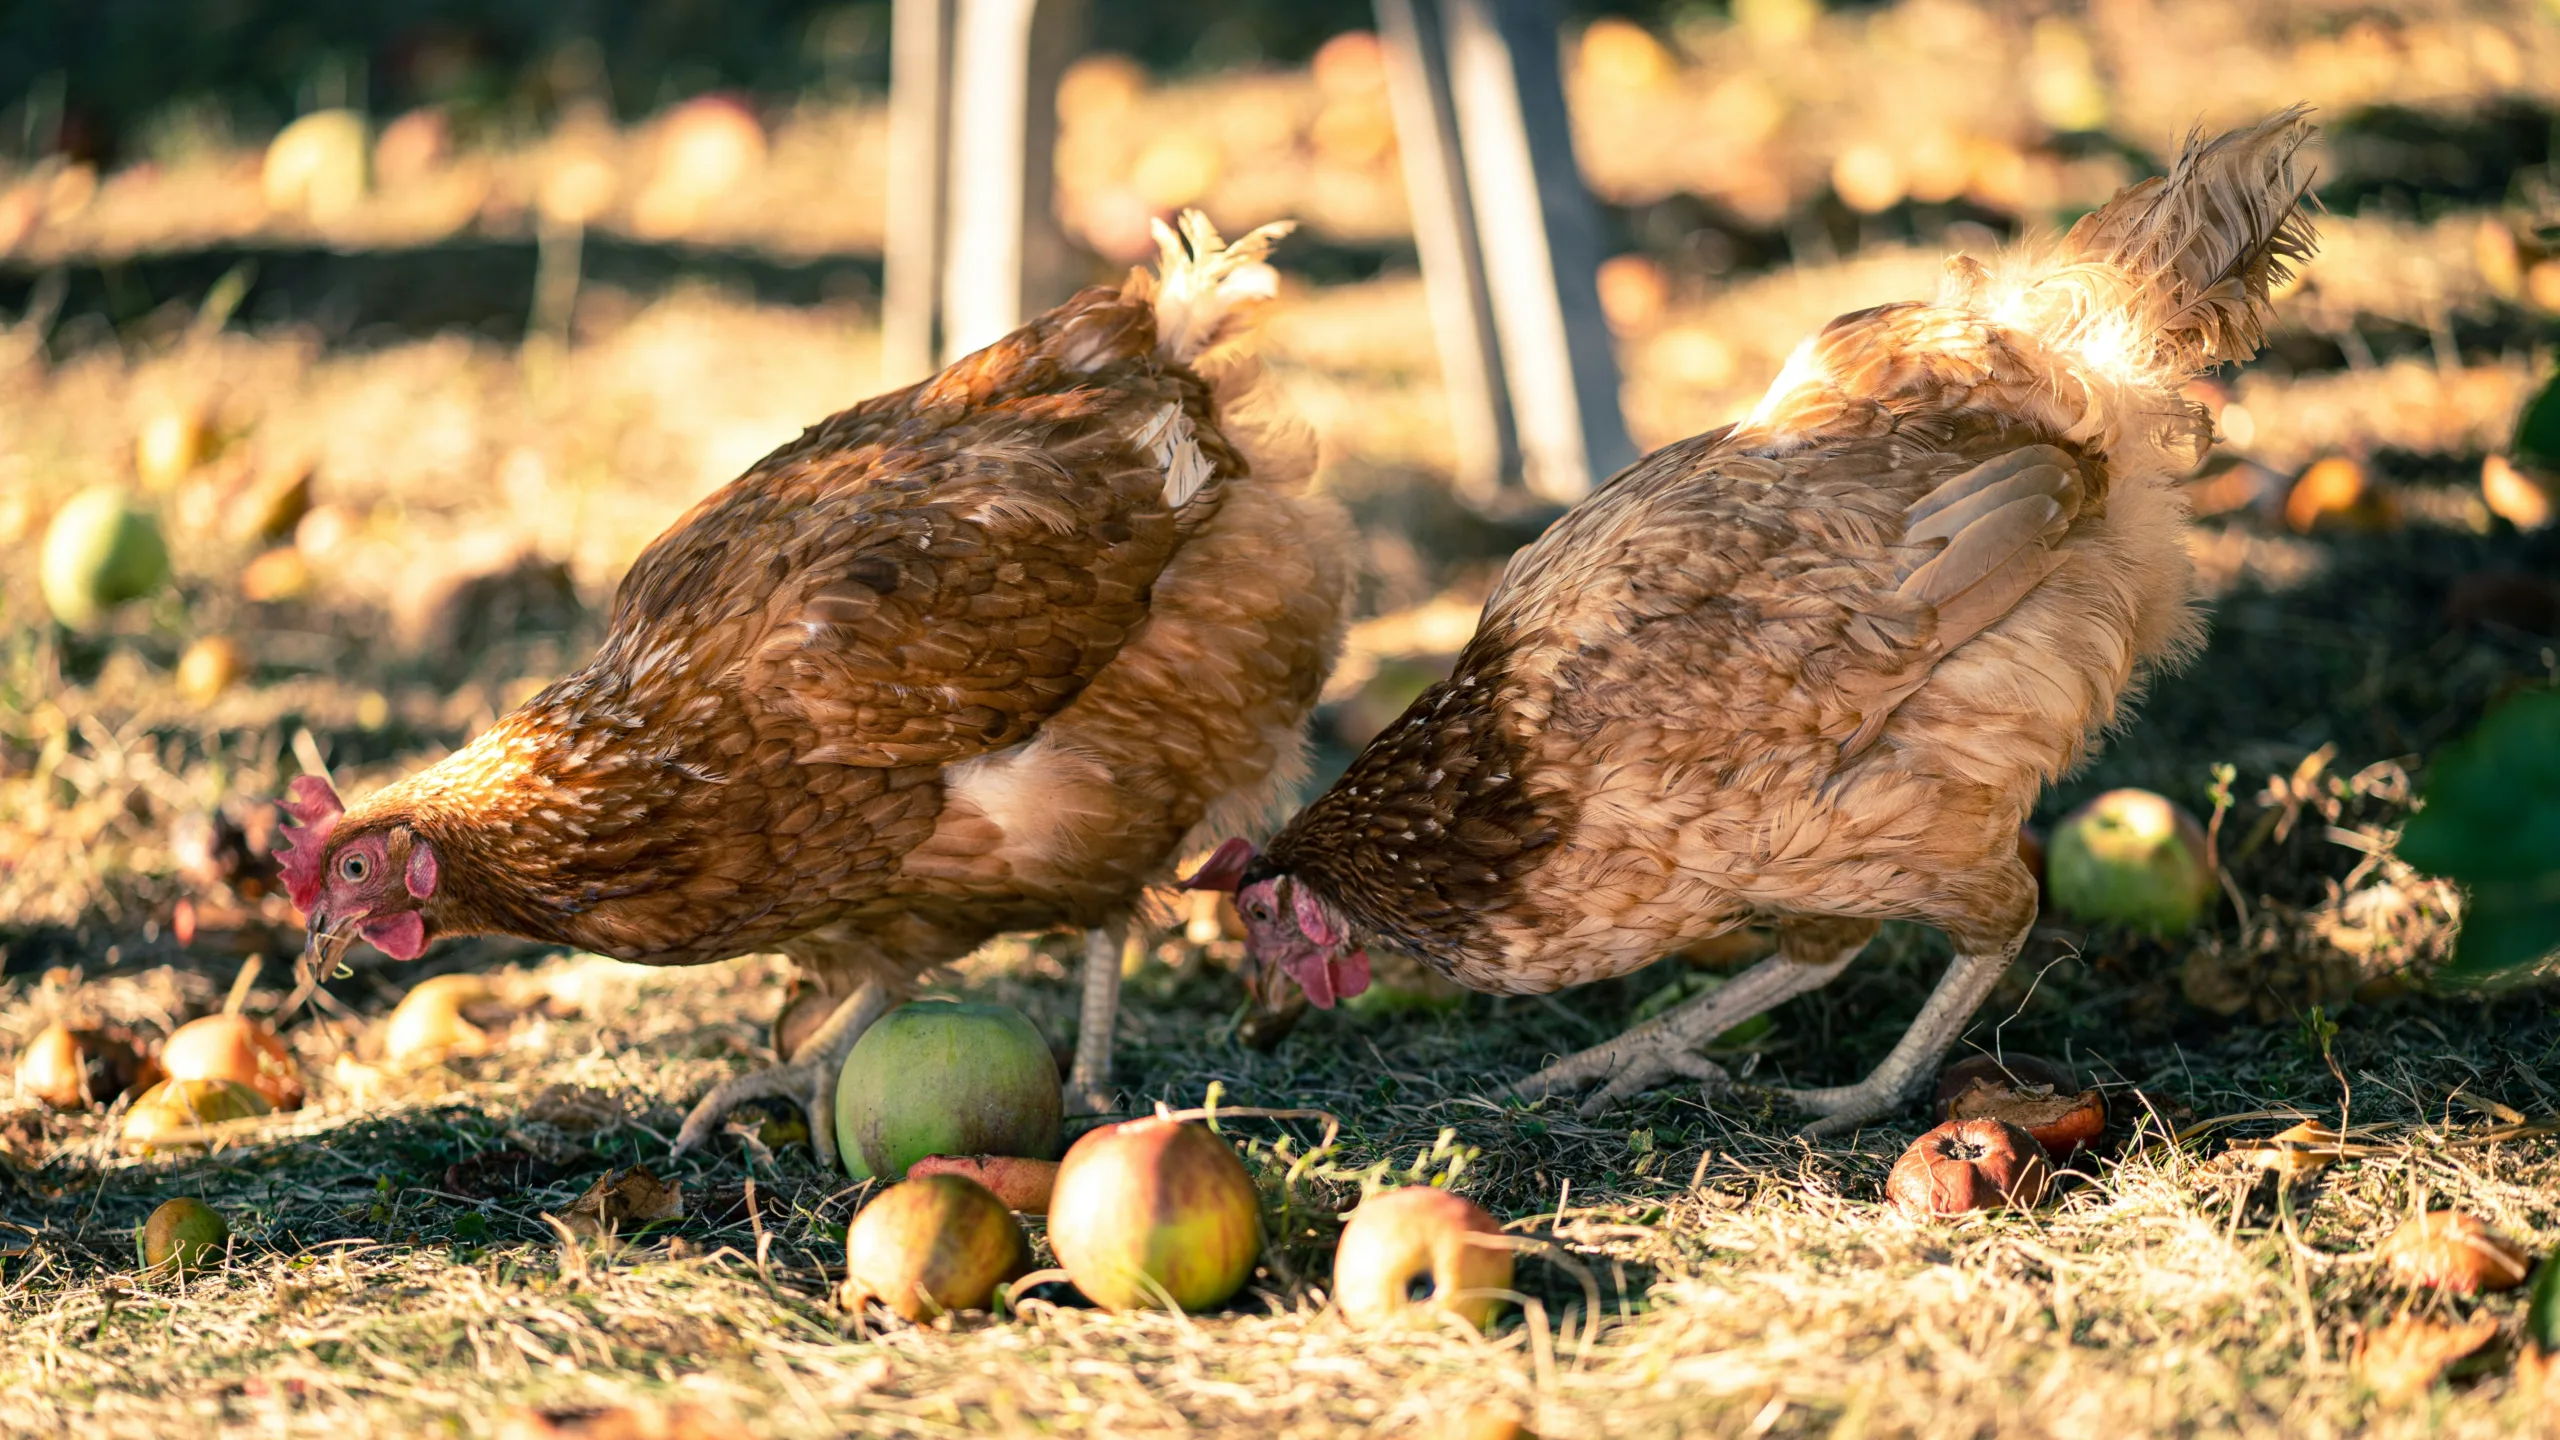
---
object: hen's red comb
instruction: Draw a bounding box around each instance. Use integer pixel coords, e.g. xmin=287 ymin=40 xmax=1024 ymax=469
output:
xmin=1179 ymin=837 xmax=1256 ymax=892
xmin=276 ymin=774 xmax=345 ymax=912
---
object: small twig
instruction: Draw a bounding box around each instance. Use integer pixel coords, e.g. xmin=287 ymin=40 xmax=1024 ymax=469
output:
xmin=1156 ymin=1104 xmax=1342 ymax=1153
xmin=747 ymin=1176 xmax=772 ymax=1288
xmin=1000 ymin=1267 xmax=1073 ymax=1317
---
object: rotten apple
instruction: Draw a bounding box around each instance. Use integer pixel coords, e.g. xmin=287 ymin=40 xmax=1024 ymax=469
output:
xmin=1886 ymin=1118 xmax=2051 ymax=1216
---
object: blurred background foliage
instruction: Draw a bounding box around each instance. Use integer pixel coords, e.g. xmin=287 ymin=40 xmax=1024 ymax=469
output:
xmin=0 ymin=0 xmax=1552 ymax=161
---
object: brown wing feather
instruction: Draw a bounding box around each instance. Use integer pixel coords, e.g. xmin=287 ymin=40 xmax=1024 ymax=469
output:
xmin=607 ymin=289 xmax=1242 ymax=772
xmin=1275 ymin=429 xmax=2101 ymax=975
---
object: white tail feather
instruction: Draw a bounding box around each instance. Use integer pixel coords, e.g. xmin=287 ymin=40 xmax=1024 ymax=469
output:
xmin=1147 ymin=210 xmax=1294 ymax=366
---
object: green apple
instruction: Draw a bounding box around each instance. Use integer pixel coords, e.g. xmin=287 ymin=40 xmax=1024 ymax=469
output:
xmin=1046 ymin=1116 xmax=1263 ymax=1312
xmin=832 ymin=1001 xmax=1061 ymax=1180
xmin=41 ymin=487 xmax=168 ymax=628
xmin=2046 ymin=788 xmax=2215 ymax=936
xmin=122 ymin=1078 xmax=272 ymax=1152
xmin=137 ymin=1197 xmax=228 ymax=1273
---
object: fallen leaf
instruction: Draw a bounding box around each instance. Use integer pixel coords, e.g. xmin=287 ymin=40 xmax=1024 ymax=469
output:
xmin=2357 ymin=1314 xmax=2497 ymax=1404
xmin=2232 ymin=1120 xmax=2347 ymax=1181
xmin=557 ymin=1165 xmax=684 ymax=1239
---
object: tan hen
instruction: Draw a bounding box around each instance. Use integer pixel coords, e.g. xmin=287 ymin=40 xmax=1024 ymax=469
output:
xmin=1191 ymin=112 xmax=2318 ymax=1132
xmin=278 ymin=215 xmax=1353 ymax=1164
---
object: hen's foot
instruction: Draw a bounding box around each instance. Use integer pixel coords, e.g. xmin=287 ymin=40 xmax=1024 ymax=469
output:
xmin=1774 ymin=932 xmax=2026 ymax=1138
xmin=673 ymin=980 xmax=888 ymax=1169
xmin=1504 ymin=947 xmax=1858 ymax=1117
xmin=1773 ymin=1076 xmax=1920 ymax=1137
xmin=1508 ymin=1030 xmax=1733 ymax=1118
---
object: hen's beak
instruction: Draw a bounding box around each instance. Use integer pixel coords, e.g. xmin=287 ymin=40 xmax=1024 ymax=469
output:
xmin=287 ymin=906 xmax=358 ymax=1017
xmin=1231 ymin=944 xmax=1309 ymax=1051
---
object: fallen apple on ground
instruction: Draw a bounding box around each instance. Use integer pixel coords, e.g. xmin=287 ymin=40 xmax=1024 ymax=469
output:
xmin=123 ymin=1078 xmax=272 ymax=1150
xmin=382 ymin=973 xmax=498 ymax=1066
xmin=2380 ymin=1210 xmax=2531 ymax=1293
xmin=832 ymin=1001 xmax=1061 ymax=1181
xmin=161 ymin=1013 xmax=304 ymax=1110
xmin=1332 ymin=1186 xmax=1511 ymax=1331
xmin=2044 ymin=788 xmax=2215 ymax=936
xmin=1887 ymin=1118 xmax=2051 ymax=1216
xmin=41 ymin=485 xmax=168 ymax=628
xmin=137 ymin=1197 xmax=229 ymax=1273
xmin=1934 ymin=1053 xmax=2106 ymax=1162
xmin=905 ymin=1154 xmax=1059 ymax=1214
xmin=15 ymin=1022 xmax=160 ymax=1111
xmin=839 ymin=1174 xmax=1027 ymax=1321
xmin=1047 ymin=1115 xmax=1264 ymax=1312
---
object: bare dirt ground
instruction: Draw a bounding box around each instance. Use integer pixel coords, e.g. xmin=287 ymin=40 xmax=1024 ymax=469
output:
xmin=4 ymin=3 xmax=2560 ymax=1435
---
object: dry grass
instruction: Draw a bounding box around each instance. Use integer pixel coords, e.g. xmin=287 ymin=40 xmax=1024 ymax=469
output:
xmin=0 ymin=907 xmax=2552 ymax=1437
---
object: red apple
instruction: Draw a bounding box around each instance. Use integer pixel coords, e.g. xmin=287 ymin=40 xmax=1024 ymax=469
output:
xmin=1332 ymin=1187 xmax=1512 ymax=1331
xmin=1887 ymin=1118 xmax=2051 ymax=1215
xmin=1047 ymin=1116 xmax=1263 ymax=1311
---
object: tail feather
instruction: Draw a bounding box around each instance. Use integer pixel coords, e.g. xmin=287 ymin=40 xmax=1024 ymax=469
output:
xmin=2062 ymin=106 xmax=2318 ymax=375
xmin=1135 ymin=211 xmax=1295 ymax=367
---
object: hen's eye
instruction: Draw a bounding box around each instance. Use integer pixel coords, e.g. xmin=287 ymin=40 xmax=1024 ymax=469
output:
xmin=340 ymin=853 xmax=370 ymax=882
xmin=1244 ymin=901 xmax=1268 ymax=920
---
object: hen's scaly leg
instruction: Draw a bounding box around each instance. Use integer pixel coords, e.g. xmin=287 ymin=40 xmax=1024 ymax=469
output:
xmin=1780 ymin=898 xmax=2036 ymax=1138
xmin=1508 ymin=918 xmax=1878 ymax=1117
xmin=671 ymin=978 xmax=891 ymax=1169
xmin=1066 ymin=922 xmax=1139 ymax=1116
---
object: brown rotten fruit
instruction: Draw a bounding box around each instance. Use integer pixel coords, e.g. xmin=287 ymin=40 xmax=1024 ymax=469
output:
xmin=1933 ymin=1053 xmax=2074 ymax=1116
xmin=2379 ymin=1210 xmax=2531 ymax=1293
xmin=905 ymin=1154 xmax=1059 ymax=1214
xmin=1887 ymin=1118 xmax=2052 ymax=1216
xmin=1936 ymin=1054 xmax=2106 ymax=1162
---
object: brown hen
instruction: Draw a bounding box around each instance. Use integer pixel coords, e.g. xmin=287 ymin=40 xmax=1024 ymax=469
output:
xmin=1192 ymin=112 xmax=2318 ymax=1132
xmin=278 ymin=214 xmax=1352 ymax=1165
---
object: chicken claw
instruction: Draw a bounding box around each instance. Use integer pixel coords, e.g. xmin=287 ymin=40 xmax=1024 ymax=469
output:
xmin=1773 ymin=940 xmax=2022 ymax=1138
xmin=1505 ymin=948 xmax=1858 ymax=1117
xmin=673 ymin=979 xmax=891 ymax=1169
